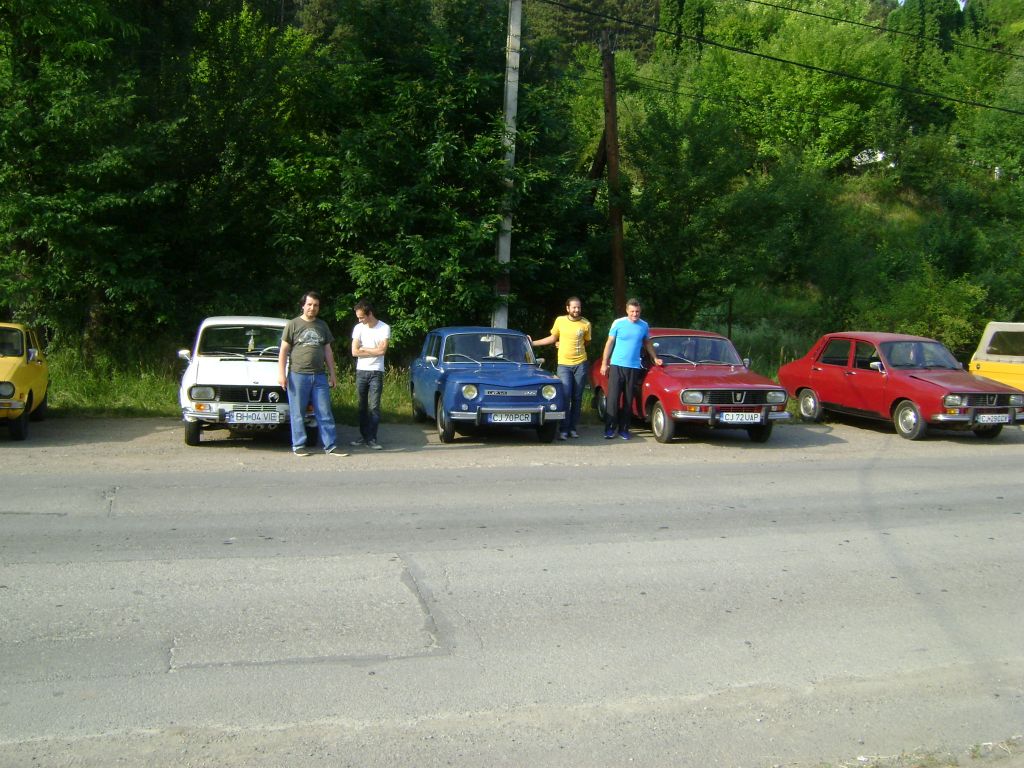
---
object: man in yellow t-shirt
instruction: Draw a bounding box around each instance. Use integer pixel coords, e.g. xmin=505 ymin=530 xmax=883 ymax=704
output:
xmin=531 ymin=297 xmax=592 ymax=440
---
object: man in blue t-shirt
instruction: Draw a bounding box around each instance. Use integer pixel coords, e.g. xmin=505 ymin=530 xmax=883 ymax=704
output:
xmin=599 ymin=298 xmax=662 ymax=440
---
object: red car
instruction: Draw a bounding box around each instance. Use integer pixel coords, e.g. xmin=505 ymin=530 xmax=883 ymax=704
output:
xmin=589 ymin=328 xmax=790 ymax=443
xmin=778 ymin=331 xmax=1024 ymax=440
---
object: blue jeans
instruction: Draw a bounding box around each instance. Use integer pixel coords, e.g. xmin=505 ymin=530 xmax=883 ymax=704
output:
xmin=557 ymin=362 xmax=588 ymax=434
xmin=287 ymin=372 xmax=337 ymax=451
xmin=355 ymin=369 xmax=383 ymax=442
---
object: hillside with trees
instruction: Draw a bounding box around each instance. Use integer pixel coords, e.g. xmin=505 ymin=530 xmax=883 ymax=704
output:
xmin=2 ymin=0 xmax=1022 ymax=364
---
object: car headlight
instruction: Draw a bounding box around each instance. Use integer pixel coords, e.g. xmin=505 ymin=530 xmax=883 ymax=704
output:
xmin=1009 ymin=394 xmax=1023 ymax=407
xmin=767 ymin=390 xmax=787 ymax=404
xmin=189 ymin=385 xmax=216 ymax=401
xmin=461 ymin=384 xmax=478 ymax=400
xmin=541 ymin=384 xmax=557 ymax=400
xmin=681 ymin=390 xmax=704 ymax=405
xmin=943 ymin=394 xmax=964 ymax=407
xmin=0 ymin=381 xmax=14 ymax=398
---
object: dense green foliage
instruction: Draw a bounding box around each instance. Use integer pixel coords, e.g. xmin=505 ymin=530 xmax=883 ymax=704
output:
xmin=2 ymin=0 xmax=1023 ymax=367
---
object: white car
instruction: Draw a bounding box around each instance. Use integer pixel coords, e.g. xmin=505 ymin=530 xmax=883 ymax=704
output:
xmin=178 ymin=316 xmax=313 ymax=446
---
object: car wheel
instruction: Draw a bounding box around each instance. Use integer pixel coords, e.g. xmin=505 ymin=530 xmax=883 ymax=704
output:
xmin=9 ymin=397 xmax=30 ymax=441
xmin=411 ymin=388 xmax=428 ymax=423
xmin=747 ymin=422 xmax=773 ymax=443
xmin=436 ymin=401 xmax=455 ymax=443
xmin=797 ymin=388 xmax=822 ymax=422
xmin=973 ymin=424 xmax=1003 ymax=439
xmin=30 ymin=391 xmax=48 ymax=422
xmin=184 ymin=419 xmax=201 ymax=446
xmin=537 ymin=422 xmax=558 ymax=443
xmin=893 ymin=400 xmax=926 ymax=440
xmin=651 ymin=401 xmax=675 ymax=443
xmin=593 ymin=388 xmax=607 ymax=420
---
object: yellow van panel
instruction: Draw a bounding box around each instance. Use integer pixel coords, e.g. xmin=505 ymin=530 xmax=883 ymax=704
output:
xmin=970 ymin=360 xmax=1024 ymax=390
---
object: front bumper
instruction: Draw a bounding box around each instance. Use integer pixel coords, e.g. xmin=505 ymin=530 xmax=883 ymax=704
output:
xmin=932 ymin=407 xmax=1024 ymax=427
xmin=182 ymin=402 xmax=291 ymax=428
xmin=668 ymin=405 xmax=792 ymax=427
xmin=449 ymin=405 xmax=566 ymax=425
xmin=0 ymin=398 xmax=27 ymax=419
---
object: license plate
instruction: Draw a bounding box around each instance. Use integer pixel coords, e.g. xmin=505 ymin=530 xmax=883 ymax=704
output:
xmin=720 ymin=412 xmax=761 ymax=424
xmin=490 ymin=412 xmax=532 ymax=424
xmin=228 ymin=411 xmax=280 ymax=424
xmin=976 ymin=413 xmax=1009 ymax=424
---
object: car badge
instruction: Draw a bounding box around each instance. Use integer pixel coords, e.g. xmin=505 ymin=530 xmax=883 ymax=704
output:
xmin=732 ymin=391 xmax=745 ymax=404
xmin=248 ymin=387 xmax=262 ymax=402
xmin=268 ymin=391 xmax=280 ymax=403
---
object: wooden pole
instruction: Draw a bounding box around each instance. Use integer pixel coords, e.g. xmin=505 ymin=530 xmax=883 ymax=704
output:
xmin=601 ymin=32 xmax=626 ymax=315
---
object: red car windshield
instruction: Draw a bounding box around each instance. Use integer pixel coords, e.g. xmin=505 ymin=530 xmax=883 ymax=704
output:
xmin=651 ymin=335 xmax=743 ymax=366
xmin=880 ymin=340 xmax=960 ymax=370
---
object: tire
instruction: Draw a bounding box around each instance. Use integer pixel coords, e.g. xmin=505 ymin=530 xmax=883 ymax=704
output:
xmin=747 ymin=422 xmax=773 ymax=443
xmin=893 ymin=401 xmax=926 ymax=440
xmin=973 ymin=424 xmax=1003 ymax=439
xmin=537 ymin=421 xmax=558 ymax=443
xmin=30 ymin=391 xmax=47 ymax=422
xmin=797 ymin=388 xmax=823 ymax=422
xmin=650 ymin=401 xmax=675 ymax=443
xmin=184 ymin=419 xmax=201 ymax=446
xmin=593 ymin=388 xmax=607 ymax=421
xmin=9 ymin=398 xmax=29 ymax=441
xmin=436 ymin=401 xmax=455 ymax=443
xmin=411 ymin=388 xmax=428 ymax=423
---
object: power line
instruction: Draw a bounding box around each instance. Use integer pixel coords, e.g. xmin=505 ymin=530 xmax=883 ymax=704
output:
xmin=532 ymin=0 xmax=1024 ymax=118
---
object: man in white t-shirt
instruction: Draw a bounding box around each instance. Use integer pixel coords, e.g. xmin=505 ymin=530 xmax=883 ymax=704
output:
xmin=350 ymin=300 xmax=390 ymax=450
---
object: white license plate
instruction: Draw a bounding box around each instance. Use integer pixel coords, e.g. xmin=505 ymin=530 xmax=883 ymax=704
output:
xmin=976 ymin=413 xmax=1009 ymax=424
xmin=490 ymin=412 xmax=532 ymax=424
xmin=228 ymin=411 xmax=280 ymax=424
xmin=720 ymin=412 xmax=761 ymax=424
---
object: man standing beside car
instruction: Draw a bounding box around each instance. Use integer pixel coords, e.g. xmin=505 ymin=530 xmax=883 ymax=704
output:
xmin=278 ymin=291 xmax=345 ymax=457
xmin=531 ymin=296 xmax=592 ymax=440
xmin=350 ymin=299 xmax=390 ymax=450
xmin=600 ymin=298 xmax=662 ymax=440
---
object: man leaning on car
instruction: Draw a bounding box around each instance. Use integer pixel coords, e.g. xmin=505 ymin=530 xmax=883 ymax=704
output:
xmin=278 ymin=291 xmax=346 ymax=457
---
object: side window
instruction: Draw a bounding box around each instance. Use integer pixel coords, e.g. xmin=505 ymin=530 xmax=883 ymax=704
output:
xmin=854 ymin=342 xmax=880 ymax=370
xmin=819 ymin=339 xmax=851 ymax=367
xmin=426 ymin=334 xmax=441 ymax=359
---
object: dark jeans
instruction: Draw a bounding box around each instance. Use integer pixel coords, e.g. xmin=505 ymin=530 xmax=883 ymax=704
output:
xmin=605 ymin=364 xmax=642 ymax=433
xmin=557 ymin=362 xmax=588 ymax=434
xmin=356 ymin=369 xmax=383 ymax=441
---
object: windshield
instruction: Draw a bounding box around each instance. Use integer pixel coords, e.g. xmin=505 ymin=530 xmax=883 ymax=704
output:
xmin=0 ymin=328 xmax=24 ymax=357
xmin=441 ymin=332 xmax=535 ymax=364
xmin=651 ymin=335 xmax=743 ymax=365
xmin=198 ymin=325 xmax=283 ymax=357
xmin=880 ymin=340 xmax=960 ymax=370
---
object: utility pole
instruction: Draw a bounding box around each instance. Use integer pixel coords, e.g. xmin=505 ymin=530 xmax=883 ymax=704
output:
xmin=492 ymin=0 xmax=522 ymax=329
xmin=601 ymin=31 xmax=626 ymax=315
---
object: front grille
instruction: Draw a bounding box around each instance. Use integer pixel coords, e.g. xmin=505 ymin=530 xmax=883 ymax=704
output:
xmin=215 ymin=385 xmax=286 ymax=404
xmin=705 ymin=390 xmax=773 ymax=405
xmin=964 ymin=393 xmax=1013 ymax=407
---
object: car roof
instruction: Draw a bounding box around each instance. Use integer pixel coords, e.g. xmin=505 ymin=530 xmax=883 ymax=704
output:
xmin=820 ymin=331 xmax=938 ymax=344
xmin=648 ymin=327 xmax=727 ymax=339
xmin=430 ymin=326 xmax=527 ymax=335
xmin=0 ymin=322 xmax=29 ymax=331
xmin=198 ymin=316 xmax=287 ymax=328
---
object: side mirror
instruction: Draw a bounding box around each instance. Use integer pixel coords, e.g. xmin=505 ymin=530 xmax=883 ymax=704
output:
xmin=536 ymin=357 xmax=545 ymax=366
xmin=178 ymin=349 xmax=192 ymax=363
xmin=742 ymin=357 xmax=751 ymax=368
xmin=870 ymin=361 xmax=885 ymax=373
xmin=425 ymin=355 xmax=438 ymax=365
xmin=28 ymin=348 xmax=39 ymax=362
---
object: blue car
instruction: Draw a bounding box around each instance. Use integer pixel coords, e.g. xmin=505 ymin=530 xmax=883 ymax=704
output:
xmin=410 ymin=326 xmax=567 ymax=443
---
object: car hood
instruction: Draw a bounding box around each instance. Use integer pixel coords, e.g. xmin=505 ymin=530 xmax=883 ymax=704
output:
xmin=0 ymin=357 xmax=24 ymax=379
xmin=655 ymin=364 xmax=781 ymax=389
xmin=192 ymin=356 xmax=280 ymax=386
xmin=906 ymin=369 xmax=1016 ymax=393
xmin=442 ymin=363 xmax=559 ymax=387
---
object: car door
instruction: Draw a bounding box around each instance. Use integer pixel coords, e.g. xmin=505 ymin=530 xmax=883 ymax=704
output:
xmin=809 ymin=337 xmax=853 ymax=411
xmin=844 ymin=340 xmax=888 ymax=417
xmin=411 ymin=333 xmax=443 ymax=416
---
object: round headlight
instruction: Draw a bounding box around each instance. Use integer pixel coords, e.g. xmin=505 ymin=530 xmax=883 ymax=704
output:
xmin=943 ymin=394 xmax=963 ymax=408
xmin=1009 ymin=394 xmax=1023 ymax=407
xmin=767 ymin=390 xmax=787 ymax=404
xmin=189 ymin=385 xmax=216 ymax=401
xmin=541 ymin=384 xmax=557 ymax=400
xmin=0 ymin=381 xmax=14 ymax=398
xmin=461 ymin=384 xmax=478 ymax=400
xmin=681 ymin=390 xmax=704 ymax=405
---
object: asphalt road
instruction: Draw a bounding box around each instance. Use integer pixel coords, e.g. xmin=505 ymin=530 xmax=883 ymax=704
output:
xmin=2 ymin=417 xmax=1023 ymax=767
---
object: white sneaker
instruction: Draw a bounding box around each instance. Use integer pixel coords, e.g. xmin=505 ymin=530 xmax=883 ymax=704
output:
xmin=367 ymin=440 xmax=383 ymax=451
xmin=325 ymin=447 xmax=349 ymax=457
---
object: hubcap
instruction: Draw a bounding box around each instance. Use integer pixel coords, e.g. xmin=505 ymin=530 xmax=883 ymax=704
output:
xmin=898 ymin=406 xmax=917 ymax=433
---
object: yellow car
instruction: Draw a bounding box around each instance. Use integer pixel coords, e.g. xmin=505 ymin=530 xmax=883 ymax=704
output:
xmin=0 ymin=322 xmax=49 ymax=440
xmin=970 ymin=322 xmax=1024 ymax=391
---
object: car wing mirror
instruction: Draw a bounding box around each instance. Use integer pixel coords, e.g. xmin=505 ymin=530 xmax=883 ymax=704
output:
xmin=870 ymin=361 xmax=885 ymax=373
xmin=28 ymin=348 xmax=39 ymax=362
xmin=536 ymin=357 xmax=545 ymax=366
xmin=178 ymin=348 xmax=192 ymax=363
xmin=742 ymin=357 xmax=751 ymax=368
xmin=425 ymin=355 xmax=439 ymax=366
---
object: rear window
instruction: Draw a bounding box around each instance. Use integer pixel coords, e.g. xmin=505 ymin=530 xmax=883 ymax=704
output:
xmin=984 ymin=330 xmax=1024 ymax=358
